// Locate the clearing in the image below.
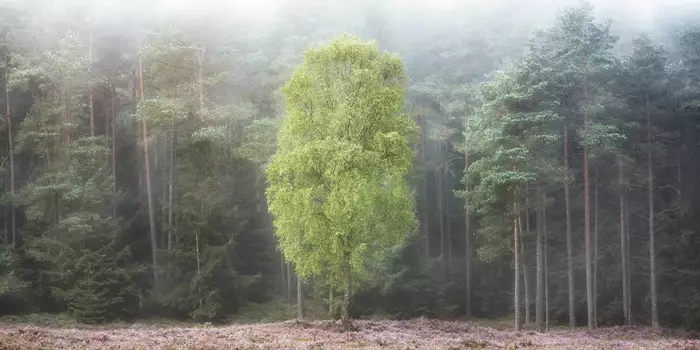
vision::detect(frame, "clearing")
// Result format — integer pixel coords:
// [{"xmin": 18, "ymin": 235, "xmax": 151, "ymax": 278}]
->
[{"xmin": 0, "ymin": 318, "xmax": 699, "ymax": 349}]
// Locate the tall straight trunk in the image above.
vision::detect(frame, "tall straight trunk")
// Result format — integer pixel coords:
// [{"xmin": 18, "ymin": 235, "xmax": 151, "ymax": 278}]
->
[
  {"xmin": 445, "ymin": 145, "xmax": 452, "ymax": 278},
  {"xmin": 5, "ymin": 55, "xmax": 15, "ymax": 247},
  {"xmin": 625, "ymin": 188, "xmax": 632, "ymax": 324},
  {"xmin": 139, "ymin": 38, "xmax": 159, "ymax": 290},
  {"xmin": 464, "ymin": 119, "xmax": 472, "ymax": 318},
  {"xmin": 341, "ymin": 258, "xmax": 353, "ymax": 330},
  {"xmin": 564, "ymin": 121, "xmax": 575, "ymax": 328},
  {"xmin": 287, "ymin": 261, "xmax": 292, "ymax": 303},
  {"xmin": 521, "ymin": 211, "xmax": 531, "ymax": 325},
  {"xmin": 436, "ymin": 138, "xmax": 445, "ymax": 280},
  {"xmin": 536, "ymin": 196, "xmax": 544, "ymax": 332},
  {"xmin": 88, "ymin": 26, "xmax": 94, "ymax": 137},
  {"xmin": 593, "ymin": 169, "xmax": 599, "ymax": 328},
  {"xmin": 297, "ymin": 273, "xmax": 304, "ymax": 320},
  {"xmin": 3, "ymin": 173, "xmax": 7, "ymax": 244},
  {"xmin": 543, "ymin": 191, "xmax": 549, "ymax": 332},
  {"xmin": 619, "ymin": 158, "xmax": 630, "ymax": 325},
  {"xmin": 110, "ymin": 86, "xmax": 117, "ymax": 218},
  {"xmin": 513, "ymin": 194, "xmax": 521, "ymax": 332},
  {"xmin": 422, "ymin": 117, "xmax": 430, "ymax": 266},
  {"xmin": 583, "ymin": 65, "xmax": 593, "ymax": 331},
  {"xmin": 647, "ymin": 92, "xmax": 658, "ymax": 328},
  {"xmin": 167, "ymin": 120, "xmax": 175, "ymax": 250},
  {"xmin": 280, "ymin": 251, "xmax": 286, "ymax": 297},
  {"xmin": 329, "ymin": 285, "xmax": 334, "ymax": 316}
]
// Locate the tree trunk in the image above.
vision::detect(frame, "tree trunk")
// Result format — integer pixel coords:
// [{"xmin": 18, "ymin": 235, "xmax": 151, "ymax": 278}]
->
[
  {"xmin": 583, "ymin": 64, "xmax": 593, "ymax": 331},
  {"xmin": 464, "ymin": 119, "xmax": 472, "ymax": 319},
  {"xmin": 647, "ymin": 92, "xmax": 659, "ymax": 328},
  {"xmin": 536, "ymin": 195, "xmax": 544, "ymax": 332},
  {"xmin": 111, "ymin": 86, "xmax": 117, "ymax": 218},
  {"xmin": 564, "ymin": 121, "xmax": 575, "ymax": 328},
  {"xmin": 619, "ymin": 157, "xmax": 630, "ymax": 325},
  {"xmin": 297, "ymin": 273, "xmax": 304, "ymax": 320},
  {"xmin": 5, "ymin": 55, "xmax": 15, "ymax": 247},
  {"xmin": 543, "ymin": 191, "xmax": 549, "ymax": 332},
  {"xmin": 280, "ymin": 252, "xmax": 286, "ymax": 297},
  {"xmin": 168, "ymin": 120, "xmax": 175, "ymax": 250},
  {"xmin": 88, "ymin": 25, "xmax": 94, "ymax": 137},
  {"xmin": 521, "ymin": 211, "xmax": 531, "ymax": 326},
  {"xmin": 287, "ymin": 261, "xmax": 292, "ymax": 303},
  {"xmin": 329, "ymin": 284, "xmax": 334, "ymax": 317},
  {"xmin": 594, "ymin": 169, "xmax": 599, "ymax": 328},
  {"xmin": 445, "ymin": 143, "xmax": 452, "ymax": 278},
  {"xmin": 625, "ymin": 189, "xmax": 632, "ymax": 324},
  {"xmin": 341, "ymin": 259, "xmax": 353, "ymax": 330},
  {"xmin": 422, "ymin": 116, "xmax": 430, "ymax": 266},
  {"xmin": 436, "ymin": 138, "xmax": 445, "ymax": 280},
  {"xmin": 514, "ymin": 194, "xmax": 521, "ymax": 332},
  {"xmin": 139, "ymin": 37, "xmax": 159, "ymax": 290}
]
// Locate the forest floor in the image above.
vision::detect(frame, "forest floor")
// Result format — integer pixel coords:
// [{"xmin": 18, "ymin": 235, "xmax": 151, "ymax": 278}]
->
[{"xmin": 1, "ymin": 316, "xmax": 699, "ymax": 349}]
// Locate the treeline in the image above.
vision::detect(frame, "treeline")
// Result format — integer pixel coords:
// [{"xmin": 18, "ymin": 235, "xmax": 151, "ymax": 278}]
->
[{"xmin": 0, "ymin": 0, "xmax": 700, "ymax": 330}]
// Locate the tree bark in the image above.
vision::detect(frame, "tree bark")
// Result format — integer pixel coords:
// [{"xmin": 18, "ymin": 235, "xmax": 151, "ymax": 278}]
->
[
  {"xmin": 138, "ymin": 36, "xmax": 159, "ymax": 290},
  {"xmin": 619, "ymin": 157, "xmax": 630, "ymax": 325},
  {"xmin": 464, "ymin": 119, "xmax": 472, "ymax": 319},
  {"xmin": 287, "ymin": 261, "xmax": 292, "ymax": 303},
  {"xmin": 543, "ymin": 191, "xmax": 549, "ymax": 332},
  {"xmin": 564, "ymin": 121, "xmax": 575, "ymax": 328},
  {"xmin": 583, "ymin": 63, "xmax": 593, "ymax": 331},
  {"xmin": 422, "ymin": 116, "xmax": 430, "ymax": 266},
  {"xmin": 5, "ymin": 55, "xmax": 15, "ymax": 247},
  {"xmin": 342, "ymin": 258, "xmax": 353, "ymax": 330},
  {"xmin": 445, "ymin": 143, "xmax": 452, "ymax": 278},
  {"xmin": 111, "ymin": 86, "xmax": 117, "ymax": 218},
  {"xmin": 647, "ymin": 92, "xmax": 659, "ymax": 328},
  {"xmin": 594, "ymin": 169, "xmax": 599, "ymax": 328},
  {"xmin": 625, "ymin": 188, "xmax": 632, "ymax": 325},
  {"xmin": 536, "ymin": 195, "xmax": 544, "ymax": 332},
  {"xmin": 88, "ymin": 25, "xmax": 94, "ymax": 137},
  {"xmin": 168, "ymin": 120, "xmax": 175, "ymax": 250},
  {"xmin": 521, "ymin": 212, "xmax": 531, "ymax": 326},
  {"xmin": 297, "ymin": 273, "xmax": 304, "ymax": 320},
  {"xmin": 514, "ymin": 194, "xmax": 521, "ymax": 332},
  {"xmin": 436, "ymin": 138, "xmax": 445, "ymax": 281}
]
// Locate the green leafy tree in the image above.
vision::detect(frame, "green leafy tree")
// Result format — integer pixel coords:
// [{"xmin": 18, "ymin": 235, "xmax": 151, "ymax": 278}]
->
[{"xmin": 266, "ymin": 35, "xmax": 417, "ymax": 328}]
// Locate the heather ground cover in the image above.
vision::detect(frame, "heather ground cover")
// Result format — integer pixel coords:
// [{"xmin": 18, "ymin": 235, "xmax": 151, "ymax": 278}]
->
[{"xmin": 1, "ymin": 318, "xmax": 699, "ymax": 349}]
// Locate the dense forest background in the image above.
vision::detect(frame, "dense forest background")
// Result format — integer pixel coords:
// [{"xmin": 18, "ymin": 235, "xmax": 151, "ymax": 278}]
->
[{"xmin": 1, "ymin": 0, "xmax": 700, "ymax": 331}]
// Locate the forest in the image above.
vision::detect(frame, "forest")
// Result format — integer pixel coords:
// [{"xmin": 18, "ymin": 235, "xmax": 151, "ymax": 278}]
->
[{"xmin": 2, "ymin": 0, "xmax": 700, "ymax": 348}]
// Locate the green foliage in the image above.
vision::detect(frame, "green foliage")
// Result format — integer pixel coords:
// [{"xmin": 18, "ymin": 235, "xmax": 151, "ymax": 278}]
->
[{"xmin": 266, "ymin": 35, "xmax": 417, "ymax": 287}]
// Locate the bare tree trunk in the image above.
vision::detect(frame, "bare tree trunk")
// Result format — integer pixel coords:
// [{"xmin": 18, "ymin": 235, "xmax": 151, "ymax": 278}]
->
[
  {"xmin": 464, "ymin": 119, "xmax": 472, "ymax": 318},
  {"xmin": 168, "ymin": 120, "xmax": 175, "ymax": 250},
  {"xmin": 341, "ymin": 258, "xmax": 353, "ymax": 330},
  {"xmin": 625, "ymin": 189, "xmax": 632, "ymax": 324},
  {"xmin": 594, "ymin": 169, "xmax": 599, "ymax": 328},
  {"xmin": 139, "ymin": 37, "xmax": 159, "ymax": 290},
  {"xmin": 5, "ymin": 55, "xmax": 15, "ymax": 247},
  {"xmin": 287, "ymin": 261, "xmax": 292, "ymax": 303},
  {"xmin": 543, "ymin": 191, "xmax": 549, "ymax": 332},
  {"xmin": 647, "ymin": 92, "xmax": 658, "ymax": 328},
  {"xmin": 436, "ymin": 138, "xmax": 445, "ymax": 280},
  {"xmin": 564, "ymin": 121, "xmax": 575, "ymax": 328},
  {"xmin": 619, "ymin": 158, "xmax": 630, "ymax": 325},
  {"xmin": 445, "ymin": 144, "xmax": 452, "ymax": 278},
  {"xmin": 536, "ymin": 194, "xmax": 544, "ymax": 332},
  {"xmin": 297, "ymin": 272, "xmax": 304, "ymax": 320},
  {"xmin": 522, "ymin": 211, "xmax": 531, "ymax": 326},
  {"xmin": 514, "ymin": 194, "xmax": 521, "ymax": 332},
  {"xmin": 111, "ymin": 86, "xmax": 117, "ymax": 218},
  {"xmin": 88, "ymin": 25, "xmax": 94, "ymax": 137},
  {"xmin": 422, "ymin": 117, "xmax": 430, "ymax": 266},
  {"xmin": 583, "ymin": 64, "xmax": 593, "ymax": 331},
  {"xmin": 280, "ymin": 252, "xmax": 286, "ymax": 297}
]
